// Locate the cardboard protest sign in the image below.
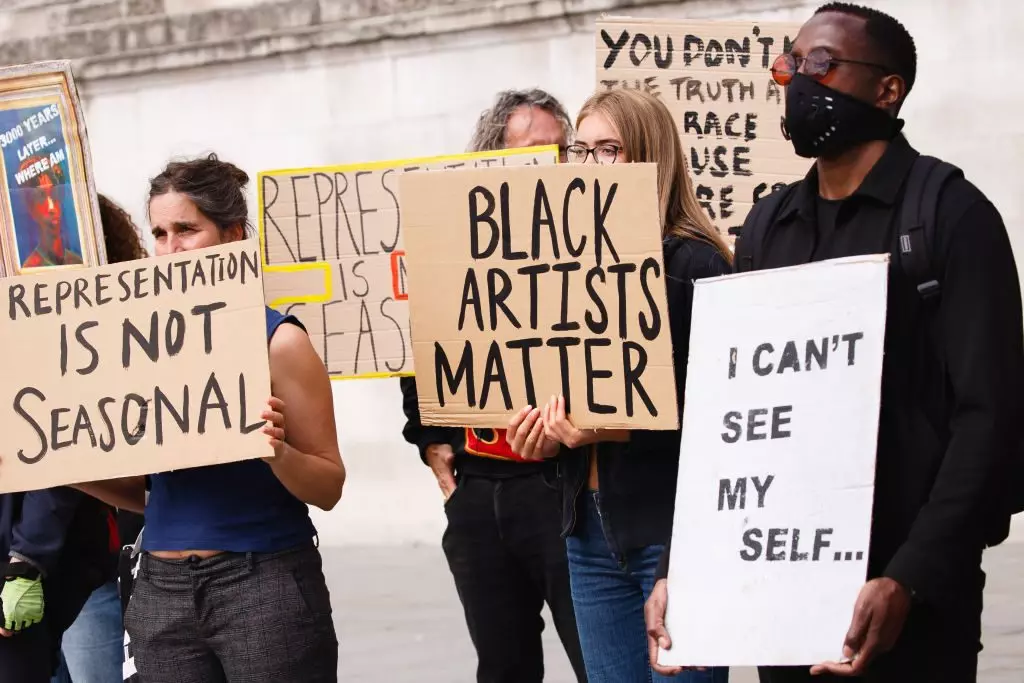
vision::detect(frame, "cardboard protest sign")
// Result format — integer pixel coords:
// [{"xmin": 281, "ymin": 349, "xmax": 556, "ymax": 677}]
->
[
  {"xmin": 0, "ymin": 61, "xmax": 105, "ymax": 278},
  {"xmin": 0, "ymin": 240, "xmax": 273, "ymax": 494},
  {"xmin": 660, "ymin": 255, "xmax": 888, "ymax": 667},
  {"xmin": 257, "ymin": 146, "xmax": 559, "ymax": 380},
  {"xmin": 400, "ymin": 163, "xmax": 678, "ymax": 430},
  {"xmin": 596, "ymin": 17, "xmax": 805, "ymax": 239}
]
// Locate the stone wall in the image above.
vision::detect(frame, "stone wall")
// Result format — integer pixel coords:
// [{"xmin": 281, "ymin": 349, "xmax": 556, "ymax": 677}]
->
[{"xmin": 0, "ymin": 0, "xmax": 679, "ymax": 79}]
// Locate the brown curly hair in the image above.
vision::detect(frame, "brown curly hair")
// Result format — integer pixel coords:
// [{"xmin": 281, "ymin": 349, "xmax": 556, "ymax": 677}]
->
[{"xmin": 98, "ymin": 193, "xmax": 147, "ymax": 263}]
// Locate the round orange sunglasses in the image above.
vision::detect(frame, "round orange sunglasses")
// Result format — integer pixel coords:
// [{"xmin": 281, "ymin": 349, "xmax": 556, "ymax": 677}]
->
[{"xmin": 771, "ymin": 47, "xmax": 892, "ymax": 86}]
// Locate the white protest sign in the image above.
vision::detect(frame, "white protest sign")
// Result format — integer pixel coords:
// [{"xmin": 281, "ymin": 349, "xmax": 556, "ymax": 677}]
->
[{"xmin": 662, "ymin": 254, "xmax": 888, "ymax": 667}]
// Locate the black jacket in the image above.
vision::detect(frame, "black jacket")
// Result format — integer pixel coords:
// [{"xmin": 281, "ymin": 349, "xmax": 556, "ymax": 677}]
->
[
  {"xmin": 657, "ymin": 136, "xmax": 1023, "ymax": 608},
  {"xmin": 559, "ymin": 236, "xmax": 731, "ymax": 552},
  {"xmin": 1, "ymin": 488, "xmax": 113, "ymax": 584}
]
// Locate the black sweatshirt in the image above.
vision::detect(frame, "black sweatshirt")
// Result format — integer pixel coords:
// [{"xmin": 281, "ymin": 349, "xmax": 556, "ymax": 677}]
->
[{"xmin": 657, "ymin": 136, "xmax": 1024, "ymax": 610}]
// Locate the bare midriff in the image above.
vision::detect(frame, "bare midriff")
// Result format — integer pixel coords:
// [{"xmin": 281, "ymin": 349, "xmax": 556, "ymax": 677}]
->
[
  {"xmin": 150, "ymin": 550, "xmax": 225, "ymax": 560},
  {"xmin": 587, "ymin": 445, "xmax": 600, "ymax": 491}
]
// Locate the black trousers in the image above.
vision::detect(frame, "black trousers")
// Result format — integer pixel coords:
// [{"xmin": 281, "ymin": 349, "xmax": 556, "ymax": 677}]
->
[
  {"xmin": 0, "ymin": 575, "xmax": 95, "ymax": 683},
  {"xmin": 758, "ymin": 571, "xmax": 985, "ymax": 683},
  {"xmin": 443, "ymin": 472, "xmax": 588, "ymax": 683},
  {"xmin": 125, "ymin": 545, "xmax": 338, "ymax": 683}
]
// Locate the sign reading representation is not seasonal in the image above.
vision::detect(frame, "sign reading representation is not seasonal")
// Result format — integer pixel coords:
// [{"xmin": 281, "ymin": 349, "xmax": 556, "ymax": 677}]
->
[
  {"xmin": 0, "ymin": 240, "xmax": 273, "ymax": 494},
  {"xmin": 596, "ymin": 17, "xmax": 806, "ymax": 238},
  {"xmin": 661, "ymin": 255, "xmax": 889, "ymax": 667},
  {"xmin": 400, "ymin": 163, "xmax": 678, "ymax": 430},
  {"xmin": 257, "ymin": 146, "xmax": 558, "ymax": 380}
]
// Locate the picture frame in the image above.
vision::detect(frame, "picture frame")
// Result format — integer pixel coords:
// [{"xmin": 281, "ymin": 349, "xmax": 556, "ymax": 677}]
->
[{"xmin": 0, "ymin": 60, "xmax": 105, "ymax": 278}]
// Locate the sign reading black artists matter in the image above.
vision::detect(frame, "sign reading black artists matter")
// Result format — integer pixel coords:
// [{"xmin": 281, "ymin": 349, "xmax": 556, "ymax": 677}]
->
[
  {"xmin": 0, "ymin": 240, "xmax": 273, "ymax": 493},
  {"xmin": 400, "ymin": 163, "xmax": 678, "ymax": 430},
  {"xmin": 661, "ymin": 255, "xmax": 888, "ymax": 667}
]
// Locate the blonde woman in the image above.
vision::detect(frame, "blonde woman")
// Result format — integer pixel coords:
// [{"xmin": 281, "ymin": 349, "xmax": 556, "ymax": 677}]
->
[{"xmin": 507, "ymin": 89, "xmax": 732, "ymax": 683}]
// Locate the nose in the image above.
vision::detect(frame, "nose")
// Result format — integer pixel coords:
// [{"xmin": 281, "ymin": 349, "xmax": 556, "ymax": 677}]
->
[
  {"xmin": 46, "ymin": 196, "xmax": 55, "ymax": 213},
  {"xmin": 167, "ymin": 234, "xmax": 185, "ymax": 253}
]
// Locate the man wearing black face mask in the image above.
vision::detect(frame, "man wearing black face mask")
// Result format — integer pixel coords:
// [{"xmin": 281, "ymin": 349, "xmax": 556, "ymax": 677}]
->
[{"xmin": 645, "ymin": 4, "xmax": 1023, "ymax": 683}]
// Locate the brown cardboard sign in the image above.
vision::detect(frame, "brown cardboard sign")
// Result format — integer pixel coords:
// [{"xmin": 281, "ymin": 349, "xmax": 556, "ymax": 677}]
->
[
  {"xmin": 401, "ymin": 163, "xmax": 678, "ymax": 430},
  {"xmin": 257, "ymin": 146, "xmax": 559, "ymax": 380},
  {"xmin": 596, "ymin": 17, "xmax": 805, "ymax": 240},
  {"xmin": 0, "ymin": 240, "xmax": 273, "ymax": 494}
]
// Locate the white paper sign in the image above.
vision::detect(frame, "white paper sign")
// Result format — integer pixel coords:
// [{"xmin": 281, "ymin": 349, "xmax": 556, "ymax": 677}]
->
[{"xmin": 661, "ymin": 254, "xmax": 889, "ymax": 667}]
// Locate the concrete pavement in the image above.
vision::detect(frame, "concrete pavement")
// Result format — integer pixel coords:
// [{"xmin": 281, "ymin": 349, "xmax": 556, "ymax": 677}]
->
[{"xmin": 323, "ymin": 525, "xmax": 1024, "ymax": 682}]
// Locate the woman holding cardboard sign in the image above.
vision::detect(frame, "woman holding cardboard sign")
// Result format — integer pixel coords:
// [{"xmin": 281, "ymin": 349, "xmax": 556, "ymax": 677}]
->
[
  {"xmin": 64, "ymin": 154, "xmax": 345, "ymax": 683},
  {"xmin": 507, "ymin": 89, "xmax": 732, "ymax": 683}
]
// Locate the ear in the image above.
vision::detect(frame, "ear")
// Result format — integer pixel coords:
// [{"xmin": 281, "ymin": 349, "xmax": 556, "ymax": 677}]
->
[
  {"xmin": 225, "ymin": 223, "xmax": 245, "ymax": 243},
  {"xmin": 877, "ymin": 74, "xmax": 905, "ymax": 112}
]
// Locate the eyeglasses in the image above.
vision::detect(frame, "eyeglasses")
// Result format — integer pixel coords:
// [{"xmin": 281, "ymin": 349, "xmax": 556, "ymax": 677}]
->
[
  {"xmin": 771, "ymin": 47, "xmax": 891, "ymax": 86},
  {"xmin": 565, "ymin": 143, "xmax": 621, "ymax": 165}
]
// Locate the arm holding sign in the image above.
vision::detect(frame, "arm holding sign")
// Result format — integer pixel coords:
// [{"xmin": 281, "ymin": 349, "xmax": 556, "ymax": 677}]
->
[
  {"xmin": 263, "ymin": 323, "xmax": 345, "ymax": 512},
  {"xmin": 816, "ymin": 199, "xmax": 1023, "ymax": 677}
]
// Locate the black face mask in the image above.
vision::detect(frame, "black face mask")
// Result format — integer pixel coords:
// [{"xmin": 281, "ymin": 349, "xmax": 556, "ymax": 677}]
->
[{"xmin": 781, "ymin": 73, "xmax": 904, "ymax": 159}]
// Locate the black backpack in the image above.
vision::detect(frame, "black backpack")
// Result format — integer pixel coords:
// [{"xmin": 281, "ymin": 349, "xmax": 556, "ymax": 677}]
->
[{"xmin": 735, "ymin": 154, "xmax": 1024, "ymax": 546}]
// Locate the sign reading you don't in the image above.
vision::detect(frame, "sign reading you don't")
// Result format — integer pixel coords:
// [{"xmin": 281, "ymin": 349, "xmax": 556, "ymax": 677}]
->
[
  {"xmin": 596, "ymin": 17, "xmax": 805, "ymax": 238},
  {"xmin": 0, "ymin": 240, "xmax": 273, "ymax": 494},
  {"xmin": 661, "ymin": 255, "xmax": 889, "ymax": 667},
  {"xmin": 401, "ymin": 164, "xmax": 678, "ymax": 430}
]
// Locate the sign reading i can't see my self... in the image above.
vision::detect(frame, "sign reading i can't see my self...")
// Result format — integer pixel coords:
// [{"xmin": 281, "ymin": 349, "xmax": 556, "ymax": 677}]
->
[
  {"xmin": 0, "ymin": 240, "xmax": 273, "ymax": 494},
  {"xmin": 660, "ymin": 255, "xmax": 888, "ymax": 667},
  {"xmin": 596, "ymin": 17, "xmax": 805, "ymax": 237},
  {"xmin": 258, "ymin": 146, "xmax": 557, "ymax": 380},
  {"xmin": 401, "ymin": 163, "xmax": 677, "ymax": 430}
]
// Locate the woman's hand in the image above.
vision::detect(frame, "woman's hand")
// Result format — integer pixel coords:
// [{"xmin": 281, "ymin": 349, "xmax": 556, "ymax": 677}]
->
[
  {"xmin": 261, "ymin": 396, "xmax": 287, "ymax": 461},
  {"xmin": 507, "ymin": 404, "xmax": 560, "ymax": 460},
  {"xmin": 542, "ymin": 395, "xmax": 589, "ymax": 449}
]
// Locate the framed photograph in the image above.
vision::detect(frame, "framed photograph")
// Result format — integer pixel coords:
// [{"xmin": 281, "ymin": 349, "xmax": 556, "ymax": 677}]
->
[{"xmin": 0, "ymin": 60, "xmax": 105, "ymax": 277}]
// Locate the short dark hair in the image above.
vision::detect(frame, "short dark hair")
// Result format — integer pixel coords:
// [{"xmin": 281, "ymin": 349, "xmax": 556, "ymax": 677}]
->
[
  {"xmin": 815, "ymin": 3, "xmax": 917, "ymax": 96},
  {"xmin": 148, "ymin": 152, "xmax": 251, "ymax": 236}
]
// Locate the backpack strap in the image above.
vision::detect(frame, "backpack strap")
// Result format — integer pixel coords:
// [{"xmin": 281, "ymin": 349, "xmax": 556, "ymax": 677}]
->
[
  {"xmin": 734, "ymin": 183, "xmax": 798, "ymax": 273},
  {"xmin": 897, "ymin": 155, "xmax": 963, "ymax": 301}
]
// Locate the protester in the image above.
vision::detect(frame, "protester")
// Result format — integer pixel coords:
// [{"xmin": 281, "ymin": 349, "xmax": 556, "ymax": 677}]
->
[
  {"xmin": 507, "ymin": 88, "xmax": 732, "ymax": 683},
  {"xmin": 67, "ymin": 153, "xmax": 346, "ymax": 682},
  {"xmin": 400, "ymin": 88, "xmax": 588, "ymax": 683},
  {"xmin": 646, "ymin": 4, "xmax": 1023, "ymax": 682},
  {"xmin": 49, "ymin": 195, "xmax": 149, "ymax": 683},
  {"xmin": 0, "ymin": 194, "xmax": 147, "ymax": 683}
]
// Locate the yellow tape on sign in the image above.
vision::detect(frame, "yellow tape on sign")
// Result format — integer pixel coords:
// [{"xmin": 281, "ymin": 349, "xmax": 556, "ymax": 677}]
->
[{"xmin": 256, "ymin": 144, "xmax": 560, "ymax": 381}]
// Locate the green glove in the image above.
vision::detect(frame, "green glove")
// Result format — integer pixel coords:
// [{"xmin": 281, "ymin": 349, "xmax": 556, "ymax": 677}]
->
[{"xmin": 1, "ymin": 576, "xmax": 44, "ymax": 631}]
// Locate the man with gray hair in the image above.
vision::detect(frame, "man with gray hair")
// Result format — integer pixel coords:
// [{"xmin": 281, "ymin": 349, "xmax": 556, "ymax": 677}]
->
[{"xmin": 400, "ymin": 89, "xmax": 585, "ymax": 682}]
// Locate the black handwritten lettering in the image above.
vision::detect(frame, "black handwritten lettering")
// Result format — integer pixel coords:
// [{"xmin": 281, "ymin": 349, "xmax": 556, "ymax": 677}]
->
[
  {"xmin": 552, "ymin": 262, "xmax": 581, "ymax": 332},
  {"xmin": 469, "ymin": 186, "xmax": 499, "ymax": 258},
  {"xmin": 354, "ymin": 171, "xmax": 380, "ymax": 257},
  {"xmin": 197, "ymin": 373, "xmax": 230, "ymax": 434},
  {"xmin": 623, "ymin": 341, "xmax": 655, "ymax": 418},
  {"xmin": 585, "ymin": 338, "xmax": 615, "ymax": 414},
  {"xmin": 14, "ymin": 387, "xmax": 47, "ymax": 463},
  {"xmin": 436, "ymin": 341, "xmax": 475, "ymax": 408},
  {"xmin": 380, "ymin": 298, "xmax": 407, "ymax": 373},
  {"xmin": 479, "ymin": 341, "xmax": 512, "ymax": 410}
]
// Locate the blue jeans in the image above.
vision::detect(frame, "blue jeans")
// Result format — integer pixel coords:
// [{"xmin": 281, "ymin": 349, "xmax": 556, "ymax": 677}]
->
[
  {"xmin": 52, "ymin": 580, "xmax": 124, "ymax": 683},
  {"xmin": 566, "ymin": 492, "xmax": 729, "ymax": 683}
]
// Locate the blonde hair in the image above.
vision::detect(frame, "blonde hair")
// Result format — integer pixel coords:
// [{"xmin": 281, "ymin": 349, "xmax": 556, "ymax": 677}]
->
[{"xmin": 576, "ymin": 89, "xmax": 732, "ymax": 264}]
